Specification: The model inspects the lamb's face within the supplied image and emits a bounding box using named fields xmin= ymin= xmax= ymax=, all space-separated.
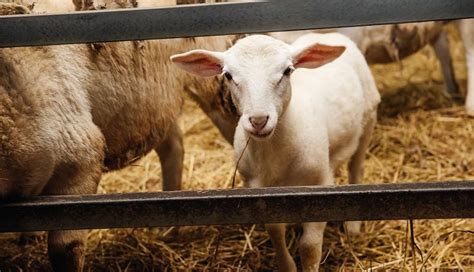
xmin=171 ymin=34 xmax=345 ymax=141
xmin=222 ymin=35 xmax=294 ymax=139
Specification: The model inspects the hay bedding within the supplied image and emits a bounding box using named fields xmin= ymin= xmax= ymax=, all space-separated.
xmin=1 ymin=24 xmax=473 ymax=271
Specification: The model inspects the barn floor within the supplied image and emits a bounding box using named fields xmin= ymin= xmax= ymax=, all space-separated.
xmin=1 ymin=24 xmax=473 ymax=271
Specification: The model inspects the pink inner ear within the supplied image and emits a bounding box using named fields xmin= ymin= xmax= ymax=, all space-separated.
xmin=191 ymin=58 xmax=222 ymax=72
xmin=295 ymin=45 xmax=345 ymax=69
xmin=172 ymin=51 xmax=223 ymax=77
xmin=298 ymin=53 xmax=326 ymax=65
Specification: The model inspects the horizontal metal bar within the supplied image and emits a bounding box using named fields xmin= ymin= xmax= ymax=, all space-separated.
xmin=0 ymin=181 xmax=472 ymax=232
xmin=1 ymin=0 xmax=474 ymax=47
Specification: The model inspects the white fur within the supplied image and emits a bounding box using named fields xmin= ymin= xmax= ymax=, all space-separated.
xmin=172 ymin=33 xmax=380 ymax=271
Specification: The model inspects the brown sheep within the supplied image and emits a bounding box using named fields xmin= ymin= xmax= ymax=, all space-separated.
xmin=72 ymin=0 xmax=240 ymax=143
xmin=0 ymin=1 xmax=236 ymax=270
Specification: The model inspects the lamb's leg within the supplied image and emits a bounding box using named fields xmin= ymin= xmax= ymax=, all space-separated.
xmin=346 ymin=115 xmax=376 ymax=235
xmin=42 ymin=131 xmax=104 ymax=272
xmin=299 ymin=222 xmax=327 ymax=272
xmin=459 ymin=19 xmax=474 ymax=116
xmin=431 ymin=30 xmax=461 ymax=101
xmin=266 ymin=223 xmax=296 ymax=272
xmin=156 ymin=123 xmax=184 ymax=191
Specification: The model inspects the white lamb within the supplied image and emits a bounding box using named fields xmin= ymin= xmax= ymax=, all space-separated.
xmin=171 ymin=33 xmax=380 ymax=271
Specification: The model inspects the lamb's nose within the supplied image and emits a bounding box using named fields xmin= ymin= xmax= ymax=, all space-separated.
xmin=249 ymin=115 xmax=269 ymax=131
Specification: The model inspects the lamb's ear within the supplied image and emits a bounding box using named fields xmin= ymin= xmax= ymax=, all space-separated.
xmin=170 ymin=50 xmax=224 ymax=77
xmin=292 ymin=43 xmax=346 ymax=69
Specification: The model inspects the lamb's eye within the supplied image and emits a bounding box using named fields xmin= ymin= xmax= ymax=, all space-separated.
xmin=283 ymin=66 xmax=294 ymax=76
xmin=224 ymin=72 xmax=233 ymax=81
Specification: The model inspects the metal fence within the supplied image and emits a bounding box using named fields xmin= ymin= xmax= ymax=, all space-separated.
xmin=0 ymin=0 xmax=473 ymax=232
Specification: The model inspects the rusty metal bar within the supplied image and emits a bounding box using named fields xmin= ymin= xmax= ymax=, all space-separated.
xmin=0 ymin=181 xmax=472 ymax=232
xmin=0 ymin=0 xmax=474 ymax=47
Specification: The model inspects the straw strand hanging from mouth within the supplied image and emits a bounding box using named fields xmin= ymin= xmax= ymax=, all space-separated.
xmin=232 ymin=136 xmax=251 ymax=188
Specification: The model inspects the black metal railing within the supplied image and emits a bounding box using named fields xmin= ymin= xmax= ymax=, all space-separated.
xmin=0 ymin=181 xmax=473 ymax=232
xmin=0 ymin=0 xmax=473 ymax=232
xmin=1 ymin=0 xmax=474 ymax=47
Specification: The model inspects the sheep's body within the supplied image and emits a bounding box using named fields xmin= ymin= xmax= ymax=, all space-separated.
xmin=0 ymin=45 xmax=103 ymax=198
xmin=0 ymin=42 xmax=105 ymax=272
xmin=338 ymin=23 xmax=444 ymax=63
xmin=0 ymin=2 xmax=232 ymax=270
xmin=82 ymin=37 xmax=230 ymax=169
xmin=1 ymin=0 xmax=228 ymax=188
xmin=70 ymin=0 xmax=239 ymax=144
xmin=78 ymin=40 xmax=184 ymax=170
xmin=271 ymin=23 xmax=444 ymax=64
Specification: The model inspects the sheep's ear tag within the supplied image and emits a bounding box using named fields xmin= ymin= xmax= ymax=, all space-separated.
xmin=171 ymin=50 xmax=224 ymax=77
xmin=293 ymin=44 xmax=346 ymax=69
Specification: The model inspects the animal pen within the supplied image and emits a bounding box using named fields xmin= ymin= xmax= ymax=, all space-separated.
xmin=0 ymin=0 xmax=473 ymax=270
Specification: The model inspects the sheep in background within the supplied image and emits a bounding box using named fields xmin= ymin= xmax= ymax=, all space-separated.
xmin=72 ymin=0 xmax=241 ymax=143
xmin=341 ymin=23 xmax=460 ymax=98
xmin=12 ymin=0 xmax=174 ymax=12
xmin=13 ymin=0 xmax=76 ymax=12
xmin=171 ymin=33 xmax=380 ymax=272
xmin=79 ymin=0 xmax=137 ymax=9
xmin=0 ymin=1 xmax=30 ymax=13
xmin=76 ymin=0 xmax=209 ymax=10
xmin=0 ymin=0 xmax=238 ymax=270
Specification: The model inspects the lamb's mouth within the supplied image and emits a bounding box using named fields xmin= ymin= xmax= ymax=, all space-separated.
xmin=250 ymin=129 xmax=274 ymax=139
